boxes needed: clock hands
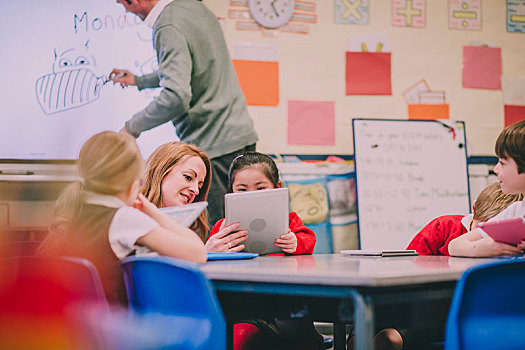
[271,0,279,17]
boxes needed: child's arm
[406,218,445,255]
[205,220,248,252]
[448,228,524,257]
[134,194,207,263]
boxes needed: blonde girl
[39,131,206,305]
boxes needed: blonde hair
[49,131,144,234]
[473,182,523,222]
[141,142,211,239]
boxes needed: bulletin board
[205,0,525,157]
[353,118,471,250]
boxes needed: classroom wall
[203,0,525,156]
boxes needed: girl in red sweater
[207,151,316,256]
[207,151,322,350]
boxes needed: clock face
[248,0,295,29]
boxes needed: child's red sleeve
[407,216,448,255]
[207,218,224,241]
[288,212,316,255]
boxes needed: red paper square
[346,52,392,95]
[504,105,525,127]
[287,100,335,145]
[462,46,502,90]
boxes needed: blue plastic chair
[445,258,525,350]
[119,256,226,350]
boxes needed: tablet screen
[160,201,208,228]
[225,188,289,255]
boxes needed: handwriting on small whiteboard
[353,119,470,249]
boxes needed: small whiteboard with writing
[353,119,471,250]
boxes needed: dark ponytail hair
[227,151,280,192]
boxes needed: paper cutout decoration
[507,0,525,33]
[408,104,450,120]
[462,46,502,90]
[346,52,392,95]
[403,79,430,104]
[348,33,391,52]
[449,0,481,30]
[335,0,369,25]
[504,105,525,127]
[392,0,425,28]
[419,91,446,104]
[232,60,279,106]
[287,100,335,145]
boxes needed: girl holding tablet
[208,151,317,256]
[207,151,322,350]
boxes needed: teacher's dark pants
[207,144,256,234]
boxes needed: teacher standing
[110,0,258,228]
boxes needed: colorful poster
[507,0,525,33]
[462,46,502,90]
[346,52,392,95]
[335,0,369,25]
[392,0,425,28]
[449,0,481,30]
[232,60,279,106]
[287,100,335,145]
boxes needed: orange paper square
[232,60,279,106]
[408,104,450,120]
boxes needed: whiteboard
[0,0,176,161]
[352,119,471,250]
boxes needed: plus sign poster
[392,0,426,28]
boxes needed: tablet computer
[160,201,208,227]
[478,218,525,245]
[341,250,418,257]
[225,188,289,255]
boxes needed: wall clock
[248,0,295,29]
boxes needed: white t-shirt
[84,192,159,259]
[480,200,525,238]
[461,213,474,231]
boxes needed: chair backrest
[445,258,525,350]
[0,256,108,348]
[0,256,108,315]
[119,256,226,348]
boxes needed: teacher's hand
[109,68,135,88]
[205,221,247,252]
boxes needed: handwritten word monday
[74,12,142,33]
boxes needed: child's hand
[517,240,525,251]
[133,193,159,217]
[275,230,297,254]
[205,221,248,252]
[474,237,524,257]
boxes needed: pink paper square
[287,100,335,145]
[463,46,502,90]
